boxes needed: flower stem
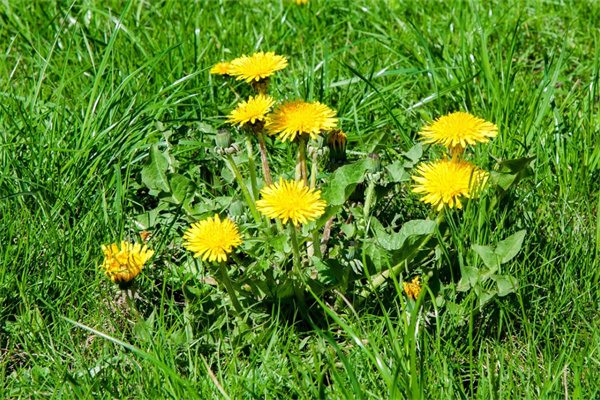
[306,149,321,258]
[226,154,262,224]
[310,147,319,189]
[218,262,243,313]
[296,137,308,186]
[289,223,306,305]
[257,131,273,186]
[310,230,322,259]
[245,134,259,200]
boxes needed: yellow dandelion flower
[100,241,154,284]
[295,0,308,4]
[210,62,233,75]
[266,100,338,142]
[404,276,421,300]
[412,159,488,211]
[227,94,276,127]
[256,178,327,226]
[183,214,243,263]
[419,111,498,151]
[229,51,288,83]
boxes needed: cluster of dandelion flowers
[227,94,275,127]
[183,214,243,263]
[404,276,421,300]
[266,100,338,142]
[256,178,327,226]
[210,62,233,76]
[419,111,498,152]
[100,241,154,284]
[229,52,288,83]
[412,159,489,211]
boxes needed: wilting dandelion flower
[256,178,326,226]
[419,111,498,152]
[229,51,288,83]
[412,159,488,211]
[404,276,421,300]
[266,100,338,142]
[183,214,243,263]
[210,62,233,75]
[100,241,154,284]
[227,94,275,127]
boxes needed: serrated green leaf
[141,145,170,192]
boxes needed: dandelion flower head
[183,214,243,263]
[266,100,338,142]
[412,159,488,211]
[227,94,276,127]
[229,51,288,83]
[419,111,498,151]
[210,62,233,76]
[100,241,154,284]
[256,178,327,226]
[404,276,421,300]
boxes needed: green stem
[296,137,308,186]
[363,181,376,219]
[226,154,262,224]
[289,223,306,305]
[310,230,322,259]
[309,147,318,189]
[257,131,273,186]
[245,134,259,200]
[218,262,243,313]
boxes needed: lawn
[1,0,600,398]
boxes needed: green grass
[1,0,600,398]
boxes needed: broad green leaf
[478,288,497,308]
[493,274,519,296]
[168,174,194,205]
[457,265,479,292]
[472,244,498,270]
[499,155,536,174]
[377,219,436,252]
[472,230,526,268]
[490,171,517,191]
[141,145,170,192]
[495,230,526,264]
[386,161,411,183]
[402,143,423,164]
[321,159,376,206]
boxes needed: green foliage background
[1,0,599,398]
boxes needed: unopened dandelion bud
[215,129,233,149]
[327,129,347,163]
